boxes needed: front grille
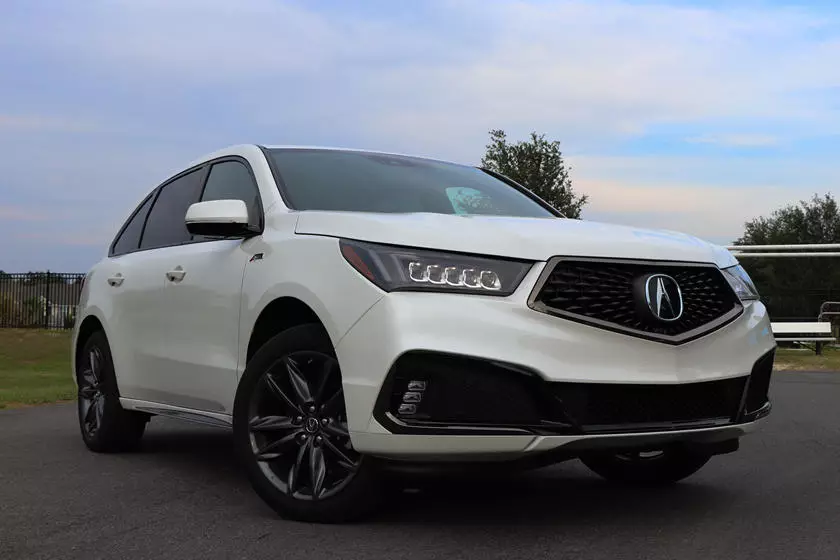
[531,259,742,342]
[551,377,748,432]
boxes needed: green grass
[774,346,840,372]
[0,329,75,409]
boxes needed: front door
[155,239,254,414]
[153,159,265,414]
[121,166,208,406]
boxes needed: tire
[233,323,383,523]
[580,447,712,485]
[76,331,148,452]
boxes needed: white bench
[771,322,836,355]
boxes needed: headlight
[722,264,760,301]
[339,239,533,296]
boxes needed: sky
[1,0,839,272]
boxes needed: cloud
[0,115,96,133]
[579,179,795,242]
[1,0,839,270]
[9,0,840,150]
[375,6,837,158]
[568,154,840,190]
[0,206,47,221]
[567,153,838,242]
[686,134,781,147]
[13,232,111,247]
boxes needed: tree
[735,193,840,319]
[481,129,588,218]
[22,271,67,284]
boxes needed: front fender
[238,234,385,372]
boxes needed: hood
[293,211,737,268]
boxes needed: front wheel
[580,447,712,485]
[233,324,383,523]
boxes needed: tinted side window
[139,169,204,250]
[112,194,154,256]
[200,161,261,229]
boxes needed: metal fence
[0,272,85,330]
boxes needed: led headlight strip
[339,239,533,296]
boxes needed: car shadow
[376,468,735,527]
[134,422,736,527]
[133,424,245,484]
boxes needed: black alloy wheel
[76,330,148,452]
[248,351,360,501]
[234,324,383,523]
[580,447,712,485]
[78,346,106,438]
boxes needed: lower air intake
[550,376,748,433]
[382,352,550,427]
[743,349,774,415]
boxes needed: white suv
[72,144,776,522]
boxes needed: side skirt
[120,398,233,429]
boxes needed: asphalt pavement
[3,370,840,560]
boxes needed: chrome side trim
[119,398,232,428]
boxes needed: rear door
[97,191,159,400]
[153,158,264,414]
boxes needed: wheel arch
[72,311,108,384]
[245,296,330,366]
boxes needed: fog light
[407,380,427,391]
[397,380,427,417]
[403,392,422,403]
[398,404,417,415]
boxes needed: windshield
[265,148,558,218]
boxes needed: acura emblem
[304,417,320,434]
[644,274,683,322]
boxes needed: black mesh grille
[533,260,741,339]
[551,377,748,432]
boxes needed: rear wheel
[580,447,712,485]
[233,324,383,523]
[76,331,148,452]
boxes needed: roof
[185,143,471,170]
[260,145,470,167]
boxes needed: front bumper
[335,267,776,459]
[350,419,763,462]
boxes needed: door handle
[107,274,124,287]
[166,266,186,282]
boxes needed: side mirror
[185,200,254,237]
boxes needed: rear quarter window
[111,194,154,256]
